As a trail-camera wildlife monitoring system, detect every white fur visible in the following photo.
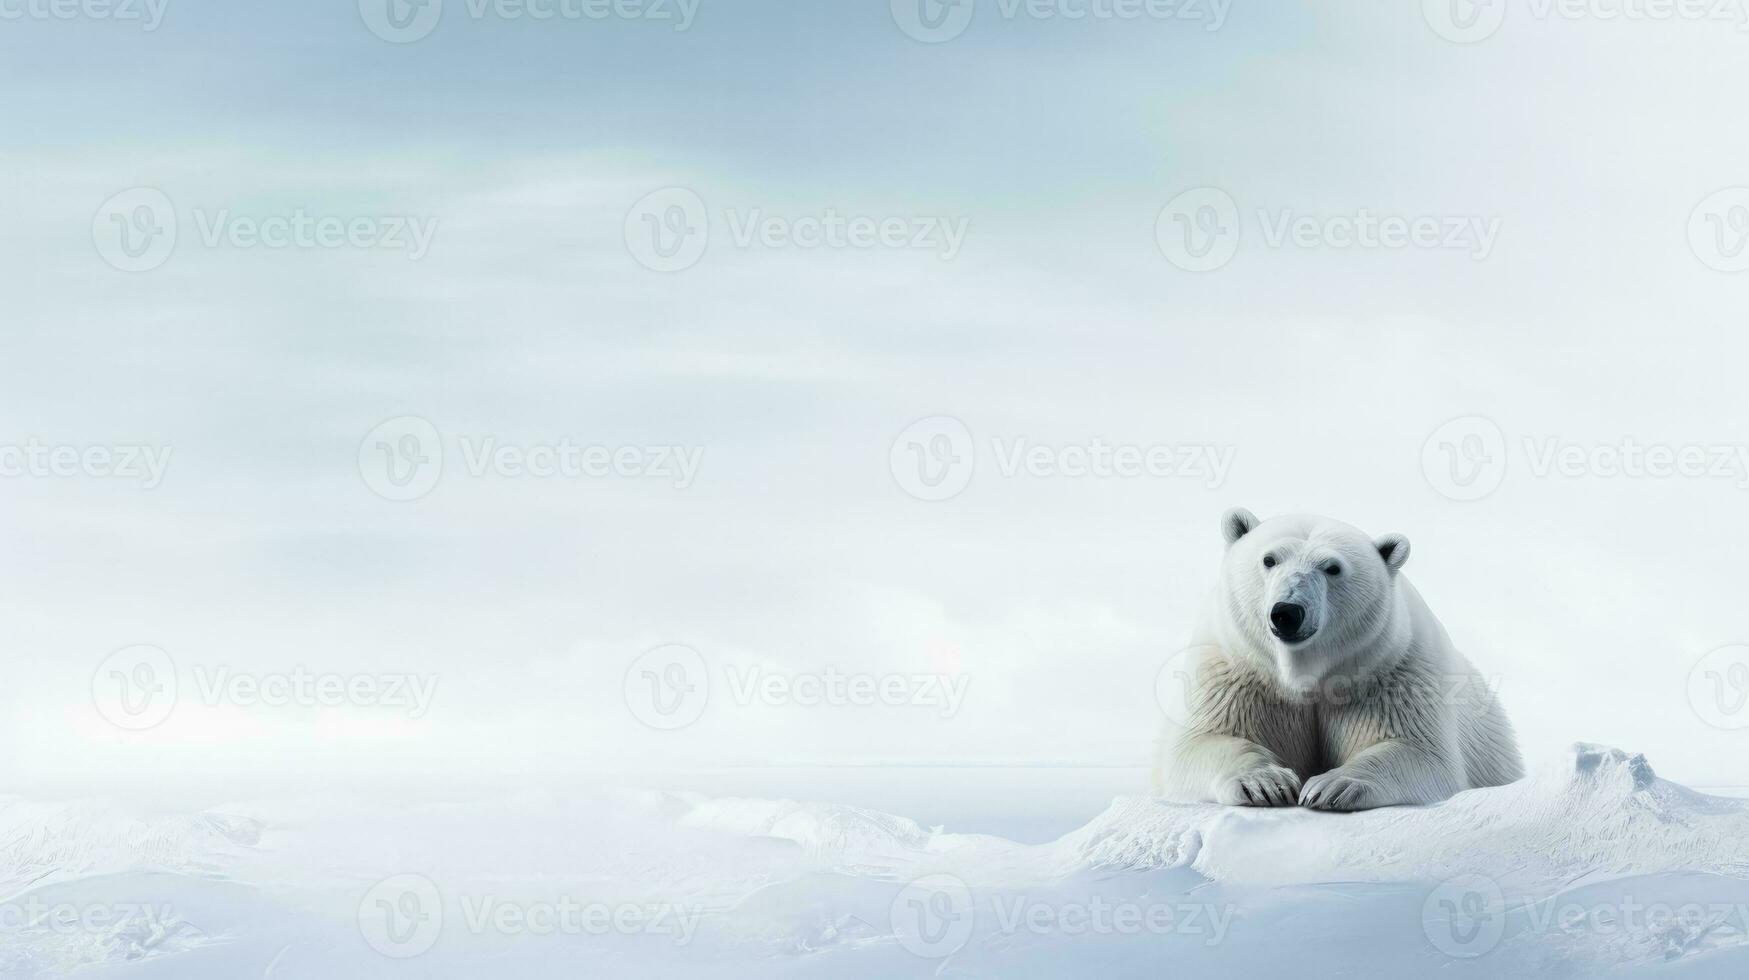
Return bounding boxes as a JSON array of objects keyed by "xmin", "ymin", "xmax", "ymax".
[{"xmin": 1154, "ymin": 509, "xmax": 1523, "ymax": 811}]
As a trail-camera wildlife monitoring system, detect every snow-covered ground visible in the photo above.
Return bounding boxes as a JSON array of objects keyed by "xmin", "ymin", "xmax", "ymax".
[{"xmin": 3, "ymin": 745, "xmax": 1746, "ymax": 978}]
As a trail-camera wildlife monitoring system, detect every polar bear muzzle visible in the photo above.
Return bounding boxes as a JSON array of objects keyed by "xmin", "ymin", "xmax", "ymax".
[{"xmin": 1268, "ymin": 601, "xmax": 1314, "ymax": 642}]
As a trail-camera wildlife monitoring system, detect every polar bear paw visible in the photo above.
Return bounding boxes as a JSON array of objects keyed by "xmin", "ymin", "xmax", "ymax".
[
  {"xmin": 1298, "ymin": 770, "xmax": 1381, "ymax": 811},
  {"xmin": 1216, "ymin": 764, "xmax": 1303, "ymax": 807}
]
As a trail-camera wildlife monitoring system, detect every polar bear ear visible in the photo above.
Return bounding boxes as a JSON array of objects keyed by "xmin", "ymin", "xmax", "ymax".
[
  {"xmin": 1221, "ymin": 507, "xmax": 1259, "ymax": 547},
  {"xmin": 1375, "ymin": 533, "xmax": 1410, "ymax": 575}
]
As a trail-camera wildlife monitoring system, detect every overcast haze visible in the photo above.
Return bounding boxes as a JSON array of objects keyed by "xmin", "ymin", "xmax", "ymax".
[{"xmin": 4, "ymin": 1, "xmax": 1749, "ymax": 797}]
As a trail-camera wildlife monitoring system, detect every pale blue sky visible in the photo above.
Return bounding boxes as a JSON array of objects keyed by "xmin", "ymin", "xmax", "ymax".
[{"xmin": 4, "ymin": 2, "xmax": 1749, "ymax": 793}]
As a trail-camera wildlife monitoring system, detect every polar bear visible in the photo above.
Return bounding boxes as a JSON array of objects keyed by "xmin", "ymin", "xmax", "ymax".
[{"xmin": 1155, "ymin": 508, "xmax": 1522, "ymax": 811}]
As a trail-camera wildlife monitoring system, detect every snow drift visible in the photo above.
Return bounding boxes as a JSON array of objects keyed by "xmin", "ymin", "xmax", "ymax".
[{"xmin": 1, "ymin": 744, "xmax": 1745, "ymax": 978}]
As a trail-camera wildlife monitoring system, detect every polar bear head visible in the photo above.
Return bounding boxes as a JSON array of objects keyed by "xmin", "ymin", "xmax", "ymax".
[{"xmin": 1215, "ymin": 508, "xmax": 1411, "ymax": 691}]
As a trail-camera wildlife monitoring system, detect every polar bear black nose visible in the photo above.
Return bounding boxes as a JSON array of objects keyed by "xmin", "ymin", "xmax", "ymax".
[{"xmin": 1269, "ymin": 602, "xmax": 1307, "ymax": 638}]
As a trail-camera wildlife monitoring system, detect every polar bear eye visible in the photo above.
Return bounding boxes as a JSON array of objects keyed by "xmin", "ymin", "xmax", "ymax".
[
  {"xmin": 1262, "ymin": 555, "xmax": 1277, "ymax": 569},
  {"xmin": 1324, "ymin": 565, "xmax": 1341, "ymax": 576}
]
